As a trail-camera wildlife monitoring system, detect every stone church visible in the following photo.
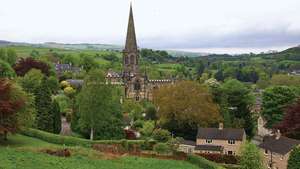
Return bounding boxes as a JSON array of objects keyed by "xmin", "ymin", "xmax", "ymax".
[{"xmin": 106, "ymin": 4, "xmax": 173, "ymax": 101}]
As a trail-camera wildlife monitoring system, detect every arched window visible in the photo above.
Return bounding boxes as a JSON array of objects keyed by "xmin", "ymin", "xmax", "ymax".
[
  {"xmin": 125, "ymin": 56, "xmax": 129, "ymax": 64},
  {"xmin": 134, "ymin": 80, "xmax": 141, "ymax": 91},
  {"xmin": 130, "ymin": 54, "xmax": 135, "ymax": 65}
]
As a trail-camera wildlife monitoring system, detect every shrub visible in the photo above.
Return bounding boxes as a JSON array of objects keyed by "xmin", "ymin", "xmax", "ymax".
[
  {"xmin": 153, "ymin": 143, "xmax": 171, "ymax": 155},
  {"xmin": 152, "ymin": 128, "xmax": 171, "ymax": 142},
  {"xmin": 187, "ymin": 154, "xmax": 225, "ymax": 169},
  {"xmin": 43, "ymin": 148, "xmax": 71, "ymax": 157},
  {"xmin": 288, "ymin": 147, "xmax": 300, "ymax": 169},
  {"xmin": 195, "ymin": 153, "xmax": 239, "ymax": 164}
]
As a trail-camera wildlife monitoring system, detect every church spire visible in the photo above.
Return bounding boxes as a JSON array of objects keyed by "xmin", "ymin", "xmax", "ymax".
[{"xmin": 125, "ymin": 3, "xmax": 138, "ymax": 51}]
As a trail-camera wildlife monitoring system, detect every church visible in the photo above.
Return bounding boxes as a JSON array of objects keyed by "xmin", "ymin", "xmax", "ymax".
[{"xmin": 106, "ymin": 4, "xmax": 173, "ymax": 101}]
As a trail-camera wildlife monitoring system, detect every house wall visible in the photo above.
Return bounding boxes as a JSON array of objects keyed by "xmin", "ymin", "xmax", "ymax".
[
  {"xmin": 178, "ymin": 144, "xmax": 195, "ymax": 154},
  {"xmin": 196, "ymin": 137, "xmax": 245, "ymax": 155},
  {"xmin": 260, "ymin": 149, "xmax": 289, "ymax": 169}
]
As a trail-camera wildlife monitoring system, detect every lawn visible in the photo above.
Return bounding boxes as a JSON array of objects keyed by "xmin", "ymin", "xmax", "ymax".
[{"xmin": 0, "ymin": 135, "xmax": 200, "ymax": 169}]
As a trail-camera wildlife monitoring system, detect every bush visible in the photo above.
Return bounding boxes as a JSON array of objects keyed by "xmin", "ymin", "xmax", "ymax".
[
  {"xmin": 195, "ymin": 153, "xmax": 239, "ymax": 164},
  {"xmin": 288, "ymin": 147, "xmax": 300, "ymax": 169},
  {"xmin": 187, "ymin": 154, "xmax": 225, "ymax": 169},
  {"xmin": 21, "ymin": 128, "xmax": 152, "ymax": 150},
  {"xmin": 152, "ymin": 128, "xmax": 171, "ymax": 142},
  {"xmin": 153, "ymin": 143, "xmax": 171, "ymax": 155}
]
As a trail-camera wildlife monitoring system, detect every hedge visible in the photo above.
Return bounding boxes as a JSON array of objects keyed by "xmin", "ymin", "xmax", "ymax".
[
  {"xmin": 20, "ymin": 128, "xmax": 155, "ymax": 150},
  {"xmin": 187, "ymin": 154, "xmax": 225, "ymax": 169},
  {"xmin": 195, "ymin": 153, "xmax": 239, "ymax": 164}
]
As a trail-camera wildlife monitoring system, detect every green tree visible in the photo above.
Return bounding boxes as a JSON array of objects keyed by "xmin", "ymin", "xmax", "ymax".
[
  {"xmin": 6, "ymin": 48, "xmax": 17, "ymax": 65},
  {"xmin": 18, "ymin": 69, "xmax": 44, "ymax": 94},
  {"xmin": 35, "ymin": 77, "xmax": 53, "ymax": 132},
  {"xmin": 0, "ymin": 60, "xmax": 16, "ymax": 78},
  {"xmin": 153, "ymin": 81, "xmax": 221, "ymax": 140},
  {"xmin": 52, "ymin": 100, "xmax": 61, "ymax": 134},
  {"xmin": 262, "ymin": 86, "xmax": 297, "ymax": 128},
  {"xmin": 47, "ymin": 76, "xmax": 59, "ymax": 94},
  {"xmin": 140, "ymin": 121, "xmax": 155, "ymax": 137},
  {"xmin": 122, "ymin": 100, "xmax": 144, "ymax": 121},
  {"xmin": 80, "ymin": 55, "xmax": 98, "ymax": 72},
  {"xmin": 239, "ymin": 142, "xmax": 264, "ymax": 169},
  {"xmin": 288, "ymin": 147, "xmax": 300, "ymax": 169},
  {"xmin": 77, "ymin": 70, "xmax": 123, "ymax": 140},
  {"xmin": 219, "ymin": 79, "xmax": 255, "ymax": 137}
]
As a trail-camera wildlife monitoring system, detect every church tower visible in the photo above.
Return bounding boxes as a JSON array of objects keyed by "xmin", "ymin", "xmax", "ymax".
[{"xmin": 123, "ymin": 4, "xmax": 148, "ymax": 101}]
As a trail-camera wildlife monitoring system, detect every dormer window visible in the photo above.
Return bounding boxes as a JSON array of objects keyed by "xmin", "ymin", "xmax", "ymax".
[
  {"xmin": 228, "ymin": 140, "xmax": 235, "ymax": 144},
  {"xmin": 206, "ymin": 139, "xmax": 212, "ymax": 144}
]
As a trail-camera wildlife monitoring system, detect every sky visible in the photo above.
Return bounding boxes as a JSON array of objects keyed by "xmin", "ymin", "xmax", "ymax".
[{"xmin": 0, "ymin": 0, "xmax": 300, "ymax": 54}]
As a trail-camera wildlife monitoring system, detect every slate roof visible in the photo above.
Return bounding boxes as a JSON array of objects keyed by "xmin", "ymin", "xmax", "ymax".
[
  {"xmin": 65, "ymin": 79, "xmax": 84, "ymax": 88},
  {"xmin": 195, "ymin": 145, "xmax": 223, "ymax": 152},
  {"xmin": 180, "ymin": 140, "xmax": 196, "ymax": 146},
  {"xmin": 197, "ymin": 128, "xmax": 245, "ymax": 141},
  {"xmin": 259, "ymin": 135, "xmax": 300, "ymax": 155}
]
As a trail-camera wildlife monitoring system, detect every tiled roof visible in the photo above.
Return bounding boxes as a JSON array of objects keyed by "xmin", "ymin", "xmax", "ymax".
[
  {"xmin": 259, "ymin": 135, "xmax": 300, "ymax": 155},
  {"xmin": 197, "ymin": 128, "xmax": 245, "ymax": 141}
]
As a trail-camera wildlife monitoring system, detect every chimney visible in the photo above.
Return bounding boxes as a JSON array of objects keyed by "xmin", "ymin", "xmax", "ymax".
[
  {"xmin": 219, "ymin": 123, "xmax": 224, "ymax": 130},
  {"xmin": 275, "ymin": 129, "xmax": 281, "ymax": 140}
]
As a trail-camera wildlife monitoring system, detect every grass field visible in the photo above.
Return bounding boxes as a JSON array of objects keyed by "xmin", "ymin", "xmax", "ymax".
[{"xmin": 0, "ymin": 135, "xmax": 200, "ymax": 169}]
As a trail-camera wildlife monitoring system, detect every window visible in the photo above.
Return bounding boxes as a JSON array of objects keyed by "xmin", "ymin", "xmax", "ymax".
[
  {"xmin": 264, "ymin": 149, "xmax": 269, "ymax": 155},
  {"xmin": 134, "ymin": 80, "xmax": 141, "ymax": 91},
  {"xmin": 228, "ymin": 140, "xmax": 235, "ymax": 145},
  {"xmin": 228, "ymin": 151, "xmax": 233, "ymax": 155},
  {"xmin": 206, "ymin": 139, "xmax": 212, "ymax": 144},
  {"xmin": 135, "ymin": 96, "xmax": 140, "ymax": 101}
]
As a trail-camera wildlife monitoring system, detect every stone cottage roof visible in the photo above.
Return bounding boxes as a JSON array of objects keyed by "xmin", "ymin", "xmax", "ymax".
[
  {"xmin": 259, "ymin": 135, "xmax": 300, "ymax": 155},
  {"xmin": 197, "ymin": 128, "xmax": 245, "ymax": 141}
]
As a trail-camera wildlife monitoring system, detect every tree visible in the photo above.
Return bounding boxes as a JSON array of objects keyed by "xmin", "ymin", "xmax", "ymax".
[
  {"xmin": 219, "ymin": 79, "xmax": 255, "ymax": 137},
  {"xmin": 288, "ymin": 147, "xmax": 300, "ymax": 169},
  {"xmin": 239, "ymin": 142, "xmax": 264, "ymax": 169},
  {"xmin": 35, "ymin": 77, "xmax": 53, "ymax": 132},
  {"xmin": 6, "ymin": 48, "xmax": 17, "ymax": 66},
  {"xmin": 0, "ymin": 60, "xmax": 16, "ymax": 78},
  {"xmin": 47, "ymin": 76, "xmax": 59, "ymax": 94},
  {"xmin": 0, "ymin": 79, "xmax": 25, "ymax": 140},
  {"xmin": 18, "ymin": 69, "xmax": 44, "ymax": 94},
  {"xmin": 52, "ymin": 100, "xmax": 61, "ymax": 134},
  {"xmin": 122, "ymin": 100, "xmax": 144, "ymax": 121},
  {"xmin": 80, "ymin": 55, "xmax": 98, "ymax": 72},
  {"xmin": 277, "ymin": 99, "xmax": 300, "ymax": 139},
  {"xmin": 195, "ymin": 61, "xmax": 205, "ymax": 78},
  {"xmin": 77, "ymin": 70, "xmax": 123, "ymax": 140},
  {"xmin": 153, "ymin": 81, "xmax": 221, "ymax": 140},
  {"xmin": 140, "ymin": 121, "xmax": 155, "ymax": 137},
  {"xmin": 262, "ymin": 86, "xmax": 297, "ymax": 128},
  {"xmin": 13, "ymin": 57, "xmax": 50, "ymax": 76}
]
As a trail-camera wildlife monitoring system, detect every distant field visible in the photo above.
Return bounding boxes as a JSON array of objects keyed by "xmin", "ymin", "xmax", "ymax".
[{"xmin": 0, "ymin": 135, "xmax": 200, "ymax": 169}]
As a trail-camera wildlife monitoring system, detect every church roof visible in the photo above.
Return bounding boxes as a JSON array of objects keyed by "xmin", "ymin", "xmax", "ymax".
[{"xmin": 124, "ymin": 4, "xmax": 138, "ymax": 52}]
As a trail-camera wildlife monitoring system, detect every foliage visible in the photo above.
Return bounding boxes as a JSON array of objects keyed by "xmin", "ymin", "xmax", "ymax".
[
  {"xmin": 140, "ymin": 121, "xmax": 155, "ymax": 137},
  {"xmin": 218, "ymin": 79, "xmax": 255, "ymax": 137},
  {"xmin": 262, "ymin": 86, "xmax": 297, "ymax": 128},
  {"xmin": 60, "ymin": 80, "xmax": 70, "ymax": 88},
  {"xmin": 0, "ymin": 59, "xmax": 16, "ymax": 78},
  {"xmin": 18, "ymin": 69, "xmax": 44, "ymax": 94},
  {"xmin": 77, "ymin": 70, "xmax": 124, "ymax": 140},
  {"xmin": 152, "ymin": 128, "xmax": 171, "ymax": 142},
  {"xmin": 47, "ymin": 76, "xmax": 59, "ymax": 94},
  {"xmin": 288, "ymin": 147, "xmax": 300, "ymax": 169},
  {"xmin": 239, "ymin": 142, "xmax": 264, "ymax": 169},
  {"xmin": 54, "ymin": 94, "xmax": 71, "ymax": 114},
  {"xmin": 0, "ymin": 48, "xmax": 17, "ymax": 65},
  {"xmin": 122, "ymin": 99, "xmax": 144, "ymax": 120},
  {"xmin": 35, "ymin": 77, "xmax": 53, "ymax": 133},
  {"xmin": 153, "ymin": 143, "xmax": 171, "ymax": 155},
  {"xmin": 277, "ymin": 99, "xmax": 300, "ymax": 139},
  {"xmin": 187, "ymin": 154, "xmax": 225, "ymax": 169},
  {"xmin": 13, "ymin": 57, "xmax": 50, "ymax": 76},
  {"xmin": 80, "ymin": 55, "xmax": 98, "ymax": 72},
  {"xmin": 64, "ymin": 86, "xmax": 76, "ymax": 97},
  {"xmin": 195, "ymin": 153, "xmax": 239, "ymax": 164},
  {"xmin": 153, "ymin": 81, "xmax": 221, "ymax": 139},
  {"xmin": 52, "ymin": 100, "xmax": 61, "ymax": 134},
  {"xmin": 271, "ymin": 74, "xmax": 300, "ymax": 86},
  {"xmin": 0, "ymin": 79, "xmax": 25, "ymax": 140}
]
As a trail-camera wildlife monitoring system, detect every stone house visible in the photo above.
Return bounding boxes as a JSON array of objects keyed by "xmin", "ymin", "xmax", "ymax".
[
  {"xmin": 179, "ymin": 124, "xmax": 246, "ymax": 155},
  {"xmin": 259, "ymin": 131, "xmax": 300, "ymax": 169}
]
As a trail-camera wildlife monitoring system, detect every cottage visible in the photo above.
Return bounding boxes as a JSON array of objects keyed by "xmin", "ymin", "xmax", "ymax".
[
  {"xmin": 259, "ymin": 131, "xmax": 300, "ymax": 169},
  {"xmin": 178, "ymin": 123, "xmax": 246, "ymax": 155}
]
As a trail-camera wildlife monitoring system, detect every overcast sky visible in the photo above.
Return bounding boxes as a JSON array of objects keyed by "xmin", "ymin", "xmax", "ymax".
[{"xmin": 0, "ymin": 0, "xmax": 300, "ymax": 54}]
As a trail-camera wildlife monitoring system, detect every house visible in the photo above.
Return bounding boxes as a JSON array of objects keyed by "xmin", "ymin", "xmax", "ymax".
[
  {"xmin": 178, "ymin": 123, "xmax": 246, "ymax": 155},
  {"xmin": 259, "ymin": 130, "xmax": 300, "ymax": 169},
  {"xmin": 55, "ymin": 63, "xmax": 81, "ymax": 75}
]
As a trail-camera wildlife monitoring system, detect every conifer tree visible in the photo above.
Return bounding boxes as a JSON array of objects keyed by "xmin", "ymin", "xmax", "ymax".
[
  {"xmin": 35, "ymin": 77, "xmax": 53, "ymax": 132},
  {"xmin": 288, "ymin": 147, "xmax": 300, "ymax": 169},
  {"xmin": 52, "ymin": 100, "xmax": 61, "ymax": 134}
]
